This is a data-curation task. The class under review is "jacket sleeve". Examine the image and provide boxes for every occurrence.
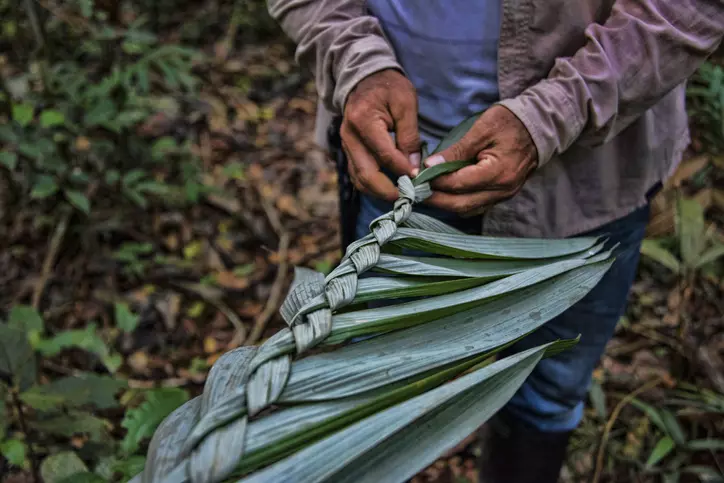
[498,0,724,166]
[267,0,402,114]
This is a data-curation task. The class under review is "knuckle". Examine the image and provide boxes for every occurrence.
[376,150,395,167]
[355,169,373,188]
[346,102,371,126]
[452,198,474,214]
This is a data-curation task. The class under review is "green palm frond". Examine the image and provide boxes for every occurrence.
[134,119,616,483]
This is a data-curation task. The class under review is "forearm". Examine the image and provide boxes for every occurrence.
[499,0,724,166]
[267,0,401,113]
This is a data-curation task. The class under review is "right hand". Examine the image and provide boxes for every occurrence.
[341,69,421,202]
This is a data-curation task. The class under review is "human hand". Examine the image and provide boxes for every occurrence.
[423,105,538,216]
[342,69,421,202]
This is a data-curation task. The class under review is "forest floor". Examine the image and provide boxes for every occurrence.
[2,3,723,482]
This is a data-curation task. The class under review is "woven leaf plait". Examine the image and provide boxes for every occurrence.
[146,174,438,483]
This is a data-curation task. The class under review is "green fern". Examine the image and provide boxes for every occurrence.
[120,388,190,455]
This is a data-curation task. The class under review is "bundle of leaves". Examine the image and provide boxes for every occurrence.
[125,118,620,483]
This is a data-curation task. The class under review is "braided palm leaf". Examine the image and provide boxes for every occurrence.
[135,121,616,483]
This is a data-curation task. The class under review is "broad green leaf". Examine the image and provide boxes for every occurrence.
[115,302,140,333]
[19,142,42,160]
[30,411,110,442]
[102,353,123,374]
[695,243,724,269]
[34,324,120,373]
[0,325,36,391]
[121,387,190,455]
[40,110,65,128]
[31,175,59,199]
[0,152,18,170]
[640,239,681,273]
[239,343,551,483]
[112,455,146,481]
[84,98,116,127]
[646,435,675,468]
[35,324,107,357]
[20,373,126,410]
[430,111,482,154]
[19,387,66,411]
[152,137,177,161]
[64,190,91,214]
[8,305,44,333]
[12,103,34,127]
[0,438,27,467]
[0,124,19,143]
[123,169,147,187]
[40,451,88,483]
[676,195,705,268]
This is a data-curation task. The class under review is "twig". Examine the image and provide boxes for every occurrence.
[244,190,290,346]
[592,377,665,483]
[23,0,45,55]
[32,211,70,309]
[11,389,40,482]
[245,232,289,346]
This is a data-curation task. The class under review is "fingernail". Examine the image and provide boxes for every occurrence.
[411,167,420,177]
[425,154,445,167]
[409,152,421,169]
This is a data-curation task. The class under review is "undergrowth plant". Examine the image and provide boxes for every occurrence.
[0,305,188,482]
[0,1,212,220]
[687,61,724,154]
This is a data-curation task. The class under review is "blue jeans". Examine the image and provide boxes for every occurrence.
[356,192,649,432]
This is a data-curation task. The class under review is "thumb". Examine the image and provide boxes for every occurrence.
[425,123,490,168]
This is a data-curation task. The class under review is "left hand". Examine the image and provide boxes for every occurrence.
[423,105,538,216]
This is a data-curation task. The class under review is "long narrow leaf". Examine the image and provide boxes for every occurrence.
[374,241,605,278]
[677,196,705,267]
[326,253,612,344]
[283,258,612,400]
[389,227,600,259]
[239,342,556,483]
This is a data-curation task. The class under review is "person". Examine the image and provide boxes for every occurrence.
[266,1,724,481]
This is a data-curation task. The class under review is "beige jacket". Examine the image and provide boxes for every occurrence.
[268,0,724,237]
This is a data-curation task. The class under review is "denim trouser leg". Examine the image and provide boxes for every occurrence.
[355,192,649,433]
[500,205,649,432]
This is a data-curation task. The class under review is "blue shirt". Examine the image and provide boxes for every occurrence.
[366,0,501,149]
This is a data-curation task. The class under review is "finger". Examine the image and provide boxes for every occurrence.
[356,118,415,178]
[389,94,422,170]
[423,189,511,216]
[343,134,399,202]
[424,117,494,169]
[431,154,507,193]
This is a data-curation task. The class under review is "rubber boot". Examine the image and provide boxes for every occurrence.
[478,412,572,483]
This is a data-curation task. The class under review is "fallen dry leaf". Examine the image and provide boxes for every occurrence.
[214,270,250,290]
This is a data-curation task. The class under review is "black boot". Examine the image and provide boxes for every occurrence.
[478,411,572,483]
